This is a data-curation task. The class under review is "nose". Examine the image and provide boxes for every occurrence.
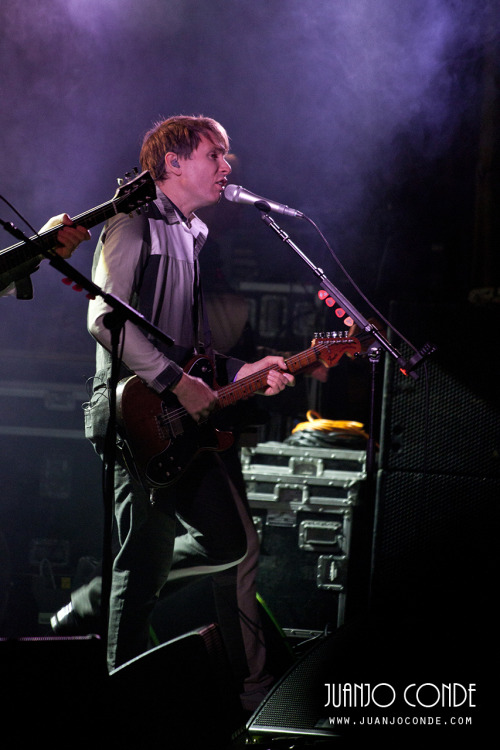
[220,155,231,175]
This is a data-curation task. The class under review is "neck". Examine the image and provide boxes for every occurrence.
[158,181,195,220]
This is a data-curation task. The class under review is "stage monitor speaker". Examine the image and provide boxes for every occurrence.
[1,626,244,746]
[109,623,243,747]
[244,615,492,745]
[151,576,296,685]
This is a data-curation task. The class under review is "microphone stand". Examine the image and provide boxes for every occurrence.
[1,219,174,663]
[256,206,436,468]
[256,205,435,617]
[256,207,396,469]
[256,206,426,381]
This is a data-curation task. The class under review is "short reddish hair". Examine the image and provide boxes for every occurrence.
[140,115,229,181]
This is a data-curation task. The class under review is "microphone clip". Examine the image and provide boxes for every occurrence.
[254,200,272,213]
[398,341,437,379]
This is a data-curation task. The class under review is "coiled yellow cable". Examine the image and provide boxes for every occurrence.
[291,410,370,440]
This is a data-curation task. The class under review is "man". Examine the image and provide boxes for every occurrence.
[83,116,294,698]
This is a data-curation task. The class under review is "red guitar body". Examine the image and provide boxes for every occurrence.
[116,335,361,488]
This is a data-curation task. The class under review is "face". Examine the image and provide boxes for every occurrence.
[175,134,232,215]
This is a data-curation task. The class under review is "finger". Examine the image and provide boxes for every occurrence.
[67,226,91,241]
[274,356,288,370]
[57,226,90,252]
[267,372,288,391]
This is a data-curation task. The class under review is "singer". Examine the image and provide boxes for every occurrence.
[76,115,295,715]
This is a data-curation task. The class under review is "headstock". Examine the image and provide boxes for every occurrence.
[113,169,156,215]
[310,331,361,368]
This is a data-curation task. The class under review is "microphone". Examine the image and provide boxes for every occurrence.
[224,184,304,218]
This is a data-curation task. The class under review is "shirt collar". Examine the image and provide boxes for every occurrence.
[154,186,208,255]
[155,187,182,225]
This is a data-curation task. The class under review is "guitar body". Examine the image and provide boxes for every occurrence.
[116,334,361,489]
[116,355,234,489]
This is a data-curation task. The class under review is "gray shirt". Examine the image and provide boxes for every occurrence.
[88,187,243,393]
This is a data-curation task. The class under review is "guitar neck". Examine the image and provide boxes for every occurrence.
[215,347,320,410]
[0,201,115,274]
[0,170,155,292]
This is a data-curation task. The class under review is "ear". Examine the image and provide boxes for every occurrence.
[165,152,181,173]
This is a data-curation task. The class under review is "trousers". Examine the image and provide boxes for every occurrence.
[83,377,272,701]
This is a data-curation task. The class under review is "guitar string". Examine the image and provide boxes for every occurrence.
[157,363,285,429]
[159,348,328,425]
[157,356,317,427]
[156,341,356,429]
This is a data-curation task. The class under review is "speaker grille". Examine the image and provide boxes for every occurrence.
[381,350,500,477]
[373,302,499,618]
[372,469,497,610]
[248,634,341,737]
[379,300,500,479]
[248,616,493,741]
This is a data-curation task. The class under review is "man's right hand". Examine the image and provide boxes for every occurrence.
[170,372,217,421]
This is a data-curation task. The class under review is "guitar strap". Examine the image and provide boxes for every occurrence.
[131,205,212,361]
[193,261,212,357]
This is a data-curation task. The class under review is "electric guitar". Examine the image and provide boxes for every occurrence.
[116,334,361,488]
[0,170,156,293]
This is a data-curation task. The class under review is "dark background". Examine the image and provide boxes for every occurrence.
[0,2,498,715]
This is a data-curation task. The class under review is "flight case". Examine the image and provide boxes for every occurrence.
[241,441,367,633]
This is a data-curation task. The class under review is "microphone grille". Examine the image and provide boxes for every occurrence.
[223,184,238,202]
